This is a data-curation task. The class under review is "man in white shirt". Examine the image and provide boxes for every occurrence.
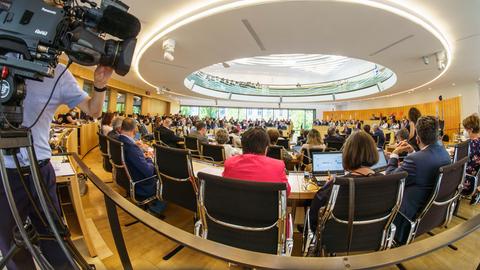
[0,64,112,270]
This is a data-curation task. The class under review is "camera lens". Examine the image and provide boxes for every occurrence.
[101,38,136,76]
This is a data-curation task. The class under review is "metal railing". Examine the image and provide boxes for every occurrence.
[72,153,480,270]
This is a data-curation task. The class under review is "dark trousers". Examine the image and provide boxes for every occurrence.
[0,163,70,270]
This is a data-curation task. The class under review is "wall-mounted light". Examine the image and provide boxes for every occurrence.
[163,39,176,61]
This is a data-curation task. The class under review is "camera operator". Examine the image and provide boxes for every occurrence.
[0,63,113,270]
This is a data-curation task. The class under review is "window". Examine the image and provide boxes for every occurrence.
[178,106,314,130]
[102,89,110,112]
[116,92,126,113]
[83,81,93,94]
[133,96,142,114]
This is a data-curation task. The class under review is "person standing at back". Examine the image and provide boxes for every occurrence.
[223,127,290,195]
[386,116,451,244]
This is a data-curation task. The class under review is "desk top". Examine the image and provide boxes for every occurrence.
[192,161,318,200]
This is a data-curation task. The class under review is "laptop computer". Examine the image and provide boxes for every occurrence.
[372,148,388,172]
[312,152,344,176]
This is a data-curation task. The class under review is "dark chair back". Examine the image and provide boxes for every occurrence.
[98,132,112,172]
[300,147,324,169]
[228,136,233,145]
[414,157,468,238]
[201,143,226,164]
[185,136,200,153]
[267,145,283,160]
[107,137,130,195]
[312,172,406,254]
[277,138,290,150]
[326,141,343,151]
[154,144,197,212]
[154,130,160,142]
[385,132,391,147]
[197,172,289,255]
[453,140,470,162]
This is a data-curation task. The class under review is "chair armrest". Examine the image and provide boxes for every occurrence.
[131,175,158,187]
[284,212,293,256]
[397,210,414,224]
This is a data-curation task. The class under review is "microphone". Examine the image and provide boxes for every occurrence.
[97,5,141,40]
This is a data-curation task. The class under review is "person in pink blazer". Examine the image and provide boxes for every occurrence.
[223,127,291,195]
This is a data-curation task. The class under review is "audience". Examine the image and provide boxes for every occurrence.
[324,126,345,149]
[267,128,292,162]
[214,128,240,159]
[407,107,422,151]
[117,118,166,216]
[461,114,480,204]
[157,117,183,148]
[101,112,114,135]
[372,124,385,148]
[190,121,209,145]
[223,127,290,195]
[229,127,242,148]
[309,131,381,231]
[386,116,451,244]
[108,116,124,139]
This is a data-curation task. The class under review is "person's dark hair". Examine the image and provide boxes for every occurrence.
[408,107,422,124]
[462,113,480,133]
[327,126,336,136]
[121,118,136,132]
[267,128,280,144]
[363,124,371,134]
[416,116,438,145]
[342,131,379,171]
[231,127,239,134]
[241,127,269,155]
[195,121,206,131]
[101,112,114,126]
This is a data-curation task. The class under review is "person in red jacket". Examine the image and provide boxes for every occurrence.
[223,127,291,195]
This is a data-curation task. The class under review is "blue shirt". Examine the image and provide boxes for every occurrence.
[5,64,88,168]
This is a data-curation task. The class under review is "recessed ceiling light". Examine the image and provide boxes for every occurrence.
[428,87,432,90]
[451,82,456,86]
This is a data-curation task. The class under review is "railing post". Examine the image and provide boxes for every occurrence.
[104,196,133,270]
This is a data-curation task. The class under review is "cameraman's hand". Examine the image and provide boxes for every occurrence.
[94,66,114,89]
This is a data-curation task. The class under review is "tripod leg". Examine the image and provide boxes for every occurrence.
[0,150,51,270]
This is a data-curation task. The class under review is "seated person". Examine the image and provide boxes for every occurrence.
[267,128,292,162]
[189,121,209,145]
[386,116,451,244]
[372,124,385,148]
[341,124,352,136]
[309,131,381,231]
[301,129,325,151]
[215,128,240,159]
[223,127,290,195]
[108,116,124,139]
[138,118,154,141]
[117,118,166,216]
[324,126,345,148]
[296,129,310,146]
[229,127,242,148]
[64,108,79,125]
[101,112,114,135]
[461,114,480,204]
[156,117,183,148]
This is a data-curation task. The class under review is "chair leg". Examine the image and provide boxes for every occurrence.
[396,263,407,270]
[454,214,469,221]
[427,231,458,250]
[124,220,140,227]
[162,245,184,260]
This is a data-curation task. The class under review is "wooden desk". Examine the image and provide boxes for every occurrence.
[79,122,99,157]
[52,155,97,257]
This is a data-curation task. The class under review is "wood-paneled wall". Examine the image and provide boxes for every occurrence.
[324,96,462,138]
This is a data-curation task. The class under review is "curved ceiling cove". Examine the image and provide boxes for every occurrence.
[136,0,452,103]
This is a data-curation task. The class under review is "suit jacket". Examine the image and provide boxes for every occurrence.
[223,154,291,195]
[373,129,385,148]
[117,135,156,198]
[386,141,451,219]
[157,126,182,148]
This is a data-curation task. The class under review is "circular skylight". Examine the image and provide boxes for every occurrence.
[185,54,397,102]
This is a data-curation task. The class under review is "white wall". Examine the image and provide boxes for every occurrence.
[336,82,480,119]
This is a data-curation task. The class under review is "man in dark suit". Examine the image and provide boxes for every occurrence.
[156,117,183,148]
[373,124,385,148]
[386,116,451,244]
[118,118,166,216]
[107,116,124,140]
[324,127,345,150]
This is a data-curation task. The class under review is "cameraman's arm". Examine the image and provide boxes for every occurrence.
[77,66,113,118]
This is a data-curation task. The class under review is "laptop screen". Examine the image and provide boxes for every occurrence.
[312,152,344,175]
[372,149,388,171]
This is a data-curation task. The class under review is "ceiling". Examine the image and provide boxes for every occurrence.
[113,0,480,104]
